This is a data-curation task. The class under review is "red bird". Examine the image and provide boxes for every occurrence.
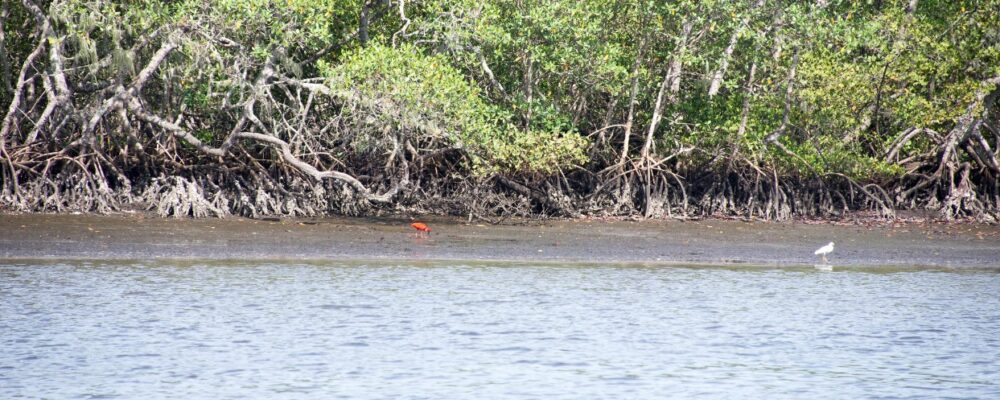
[410,222,431,233]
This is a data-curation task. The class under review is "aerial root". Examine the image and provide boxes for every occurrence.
[140,176,225,218]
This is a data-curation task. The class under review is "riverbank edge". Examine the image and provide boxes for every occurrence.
[4,256,1000,272]
[3,212,1000,268]
[1,207,994,225]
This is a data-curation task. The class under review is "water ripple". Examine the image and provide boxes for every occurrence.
[1,262,998,398]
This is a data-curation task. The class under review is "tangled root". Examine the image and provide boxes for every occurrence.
[141,176,226,218]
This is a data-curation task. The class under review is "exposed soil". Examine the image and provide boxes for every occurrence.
[1,213,998,269]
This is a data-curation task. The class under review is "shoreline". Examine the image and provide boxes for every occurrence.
[2,212,999,269]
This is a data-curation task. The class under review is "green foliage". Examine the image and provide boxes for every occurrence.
[14,0,994,186]
[775,0,999,178]
[324,43,587,174]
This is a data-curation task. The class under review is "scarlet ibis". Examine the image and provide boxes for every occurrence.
[814,242,835,263]
[410,222,431,234]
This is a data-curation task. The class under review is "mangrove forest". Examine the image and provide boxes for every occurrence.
[1,0,999,221]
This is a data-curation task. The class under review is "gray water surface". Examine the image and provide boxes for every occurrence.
[2,261,999,399]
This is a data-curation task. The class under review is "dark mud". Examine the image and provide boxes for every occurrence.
[1,213,998,269]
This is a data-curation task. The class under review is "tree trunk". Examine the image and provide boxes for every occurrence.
[708,0,763,98]
[359,1,370,46]
[708,27,739,98]
[641,19,692,159]
[765,48,799,145]
[0,2,12,96]
[619,36,646,164]
[736,61,757,139]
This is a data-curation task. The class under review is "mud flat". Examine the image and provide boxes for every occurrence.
[1,213,998,269]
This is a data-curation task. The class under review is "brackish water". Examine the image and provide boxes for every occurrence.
[2,261,999,399]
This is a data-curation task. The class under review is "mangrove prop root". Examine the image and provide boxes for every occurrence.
[1,4,998,223]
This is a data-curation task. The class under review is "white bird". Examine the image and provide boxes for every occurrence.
[814,242,835,264]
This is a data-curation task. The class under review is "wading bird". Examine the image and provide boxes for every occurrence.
[814,242,835,264]
[410,222,431,236]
